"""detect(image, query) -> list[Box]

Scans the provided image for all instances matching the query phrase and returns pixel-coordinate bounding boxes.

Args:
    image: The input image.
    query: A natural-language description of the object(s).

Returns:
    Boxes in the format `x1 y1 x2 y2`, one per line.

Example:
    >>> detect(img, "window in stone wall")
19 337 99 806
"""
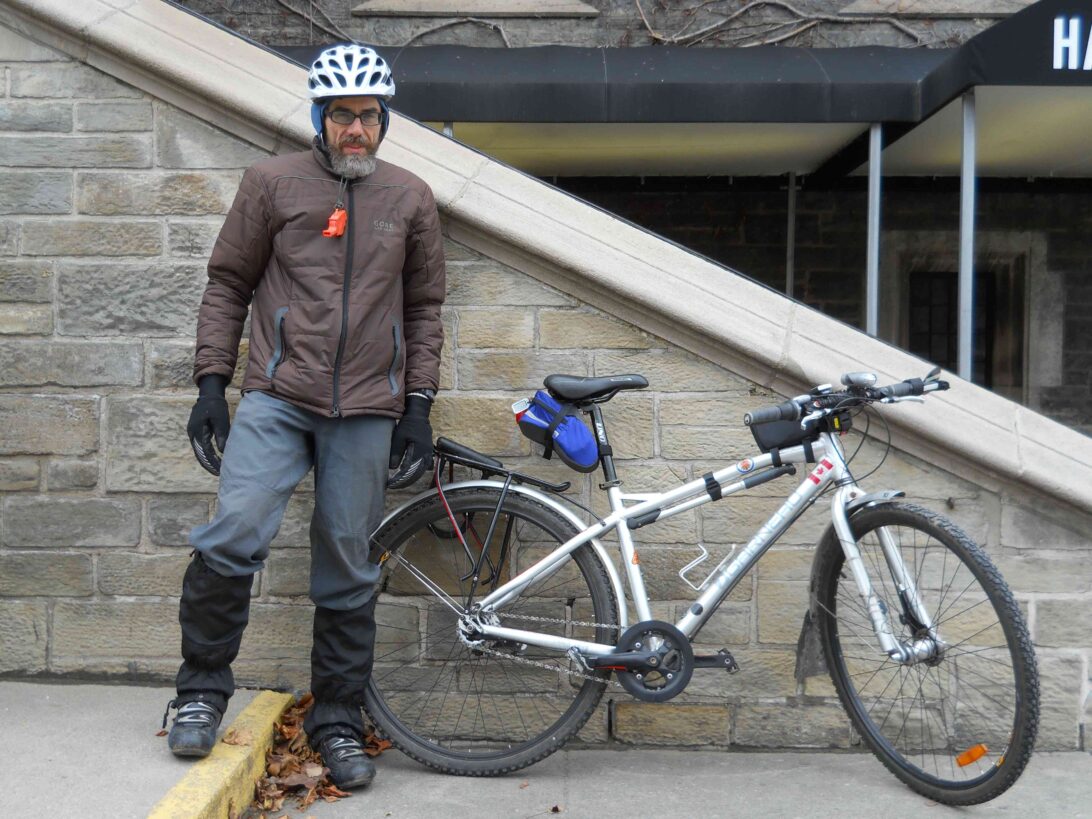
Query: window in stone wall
906 265 1026 402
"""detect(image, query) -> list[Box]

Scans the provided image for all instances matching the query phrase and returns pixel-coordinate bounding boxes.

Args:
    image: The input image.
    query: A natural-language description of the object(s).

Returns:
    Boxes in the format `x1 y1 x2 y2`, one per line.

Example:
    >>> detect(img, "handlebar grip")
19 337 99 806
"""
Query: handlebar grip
879 378 925 399
744 400 800 426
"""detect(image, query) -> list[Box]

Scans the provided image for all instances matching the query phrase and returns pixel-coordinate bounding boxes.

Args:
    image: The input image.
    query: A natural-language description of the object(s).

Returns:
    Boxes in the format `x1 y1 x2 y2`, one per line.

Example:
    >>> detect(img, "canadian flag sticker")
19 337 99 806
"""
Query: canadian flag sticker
809 458 835 485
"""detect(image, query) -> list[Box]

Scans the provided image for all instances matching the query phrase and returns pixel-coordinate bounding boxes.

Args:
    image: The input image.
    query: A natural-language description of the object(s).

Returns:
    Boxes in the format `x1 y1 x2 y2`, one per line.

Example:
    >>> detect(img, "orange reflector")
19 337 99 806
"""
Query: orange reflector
956 744 988 767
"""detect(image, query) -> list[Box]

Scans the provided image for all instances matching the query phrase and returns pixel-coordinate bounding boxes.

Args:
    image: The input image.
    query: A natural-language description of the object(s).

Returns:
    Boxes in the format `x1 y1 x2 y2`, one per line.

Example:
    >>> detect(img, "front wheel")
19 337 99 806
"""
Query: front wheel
364 486 618 775
813 503 1038 805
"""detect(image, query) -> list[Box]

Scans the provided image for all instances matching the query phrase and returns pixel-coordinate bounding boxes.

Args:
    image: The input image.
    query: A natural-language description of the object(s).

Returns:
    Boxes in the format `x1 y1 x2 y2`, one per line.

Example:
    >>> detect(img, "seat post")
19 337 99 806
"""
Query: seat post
587 404 618 484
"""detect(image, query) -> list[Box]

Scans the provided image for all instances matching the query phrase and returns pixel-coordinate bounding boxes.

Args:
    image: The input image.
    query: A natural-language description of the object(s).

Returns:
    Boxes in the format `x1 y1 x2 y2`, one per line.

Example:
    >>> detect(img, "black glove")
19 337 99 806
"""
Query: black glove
187 374 231 476
387 393 434 489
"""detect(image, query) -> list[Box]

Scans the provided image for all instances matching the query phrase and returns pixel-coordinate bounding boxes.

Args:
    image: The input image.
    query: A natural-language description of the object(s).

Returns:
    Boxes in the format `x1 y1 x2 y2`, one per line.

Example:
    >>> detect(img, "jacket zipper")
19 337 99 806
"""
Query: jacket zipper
331 180 353 417
266 306 289 380
387 321 401 395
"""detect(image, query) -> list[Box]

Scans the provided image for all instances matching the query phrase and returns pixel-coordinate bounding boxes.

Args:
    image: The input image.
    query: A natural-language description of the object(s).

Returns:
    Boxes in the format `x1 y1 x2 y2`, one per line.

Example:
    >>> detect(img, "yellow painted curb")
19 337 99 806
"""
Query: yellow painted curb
148 691 294 819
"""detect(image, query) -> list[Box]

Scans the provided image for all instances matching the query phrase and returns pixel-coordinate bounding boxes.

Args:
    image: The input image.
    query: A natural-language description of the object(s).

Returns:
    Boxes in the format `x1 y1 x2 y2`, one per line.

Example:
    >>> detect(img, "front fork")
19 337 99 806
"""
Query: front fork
830 485 942 664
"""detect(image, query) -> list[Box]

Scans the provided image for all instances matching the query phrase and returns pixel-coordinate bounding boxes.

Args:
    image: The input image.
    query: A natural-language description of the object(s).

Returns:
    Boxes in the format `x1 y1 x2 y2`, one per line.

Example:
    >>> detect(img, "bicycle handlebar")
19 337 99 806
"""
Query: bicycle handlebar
743 400 802 426
743 374 950 427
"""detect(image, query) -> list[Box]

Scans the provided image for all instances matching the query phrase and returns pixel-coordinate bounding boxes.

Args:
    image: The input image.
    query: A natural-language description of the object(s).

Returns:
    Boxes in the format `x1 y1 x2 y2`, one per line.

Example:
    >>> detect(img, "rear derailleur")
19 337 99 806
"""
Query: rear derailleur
457 612 527 657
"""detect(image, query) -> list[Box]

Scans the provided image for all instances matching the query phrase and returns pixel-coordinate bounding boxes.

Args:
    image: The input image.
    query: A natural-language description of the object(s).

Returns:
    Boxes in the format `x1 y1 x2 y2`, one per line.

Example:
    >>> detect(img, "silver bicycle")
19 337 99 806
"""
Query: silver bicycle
363 368 1038 806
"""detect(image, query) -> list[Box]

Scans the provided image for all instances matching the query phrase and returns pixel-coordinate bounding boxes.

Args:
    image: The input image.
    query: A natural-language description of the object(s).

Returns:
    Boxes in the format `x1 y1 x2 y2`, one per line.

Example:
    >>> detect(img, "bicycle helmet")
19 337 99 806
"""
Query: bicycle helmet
308 43 395 141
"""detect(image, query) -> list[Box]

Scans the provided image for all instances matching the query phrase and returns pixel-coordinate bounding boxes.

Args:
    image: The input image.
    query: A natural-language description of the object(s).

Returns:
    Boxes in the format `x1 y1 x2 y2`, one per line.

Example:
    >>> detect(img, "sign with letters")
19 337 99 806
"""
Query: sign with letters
1053 15 1092 70
959 0 1092 86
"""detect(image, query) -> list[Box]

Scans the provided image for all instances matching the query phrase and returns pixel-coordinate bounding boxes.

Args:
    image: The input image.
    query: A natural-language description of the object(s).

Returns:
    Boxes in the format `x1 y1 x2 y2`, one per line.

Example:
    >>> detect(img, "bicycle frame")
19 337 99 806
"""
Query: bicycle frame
409 430 940 666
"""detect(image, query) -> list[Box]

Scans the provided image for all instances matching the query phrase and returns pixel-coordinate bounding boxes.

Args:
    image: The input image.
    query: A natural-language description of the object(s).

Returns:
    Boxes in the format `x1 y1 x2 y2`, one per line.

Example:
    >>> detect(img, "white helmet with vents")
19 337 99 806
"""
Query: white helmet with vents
307 43 395 101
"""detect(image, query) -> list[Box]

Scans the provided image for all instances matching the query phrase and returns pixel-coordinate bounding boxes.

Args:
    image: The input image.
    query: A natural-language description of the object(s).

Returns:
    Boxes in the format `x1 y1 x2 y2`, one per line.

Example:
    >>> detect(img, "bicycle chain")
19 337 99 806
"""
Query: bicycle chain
465 613 748 703
468 610 626 690
495 610 616 631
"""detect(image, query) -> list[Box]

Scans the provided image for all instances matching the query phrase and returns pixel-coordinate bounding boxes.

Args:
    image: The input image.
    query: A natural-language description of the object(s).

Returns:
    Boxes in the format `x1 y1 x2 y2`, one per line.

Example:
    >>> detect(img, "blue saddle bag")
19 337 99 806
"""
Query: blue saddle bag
515 390 600 473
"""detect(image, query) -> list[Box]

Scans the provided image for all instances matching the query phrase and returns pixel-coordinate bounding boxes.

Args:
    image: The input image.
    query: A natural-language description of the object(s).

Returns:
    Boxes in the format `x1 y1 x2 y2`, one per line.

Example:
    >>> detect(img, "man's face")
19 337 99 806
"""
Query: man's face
324 96 383 157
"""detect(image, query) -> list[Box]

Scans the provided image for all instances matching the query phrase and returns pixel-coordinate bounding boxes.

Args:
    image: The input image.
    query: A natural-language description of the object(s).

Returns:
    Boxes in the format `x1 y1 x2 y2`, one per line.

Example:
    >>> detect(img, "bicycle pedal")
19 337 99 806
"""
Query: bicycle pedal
693 649 740 673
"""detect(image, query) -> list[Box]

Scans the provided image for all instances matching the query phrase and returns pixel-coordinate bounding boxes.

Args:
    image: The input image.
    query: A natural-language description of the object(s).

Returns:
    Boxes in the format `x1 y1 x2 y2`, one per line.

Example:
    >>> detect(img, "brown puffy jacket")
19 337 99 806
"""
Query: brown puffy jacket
193 139 445 418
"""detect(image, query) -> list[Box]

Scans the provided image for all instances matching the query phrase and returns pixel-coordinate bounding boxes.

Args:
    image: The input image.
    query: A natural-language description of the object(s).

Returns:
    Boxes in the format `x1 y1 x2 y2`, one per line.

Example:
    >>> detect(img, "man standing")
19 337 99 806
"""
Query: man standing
163 43 445 790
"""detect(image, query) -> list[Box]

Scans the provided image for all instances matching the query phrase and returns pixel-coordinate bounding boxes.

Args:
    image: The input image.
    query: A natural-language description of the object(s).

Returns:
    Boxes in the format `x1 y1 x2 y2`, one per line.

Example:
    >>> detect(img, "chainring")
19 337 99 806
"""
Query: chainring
614 620 694 702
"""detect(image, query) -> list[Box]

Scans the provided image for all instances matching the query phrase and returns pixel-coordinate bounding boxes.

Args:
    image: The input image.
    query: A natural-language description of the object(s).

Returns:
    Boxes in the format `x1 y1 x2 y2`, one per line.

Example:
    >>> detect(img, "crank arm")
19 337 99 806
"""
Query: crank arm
693 649 740 672
585 651 660 671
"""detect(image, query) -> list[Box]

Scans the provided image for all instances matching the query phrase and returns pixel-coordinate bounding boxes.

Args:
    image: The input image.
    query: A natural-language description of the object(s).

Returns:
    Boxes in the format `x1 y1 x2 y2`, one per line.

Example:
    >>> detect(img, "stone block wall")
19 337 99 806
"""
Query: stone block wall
1 21 1088 753
176 0 993 49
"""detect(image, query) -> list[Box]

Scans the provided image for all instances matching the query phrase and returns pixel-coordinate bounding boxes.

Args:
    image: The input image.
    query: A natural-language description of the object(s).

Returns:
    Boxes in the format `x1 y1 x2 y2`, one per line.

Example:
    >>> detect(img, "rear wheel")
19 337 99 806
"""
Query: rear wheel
364 487 618 775
813 503 1038 805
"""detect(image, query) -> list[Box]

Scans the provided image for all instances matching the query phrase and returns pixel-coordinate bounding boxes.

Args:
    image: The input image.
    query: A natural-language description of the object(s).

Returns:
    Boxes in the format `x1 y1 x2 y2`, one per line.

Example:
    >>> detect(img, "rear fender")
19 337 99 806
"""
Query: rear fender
374 479 628 631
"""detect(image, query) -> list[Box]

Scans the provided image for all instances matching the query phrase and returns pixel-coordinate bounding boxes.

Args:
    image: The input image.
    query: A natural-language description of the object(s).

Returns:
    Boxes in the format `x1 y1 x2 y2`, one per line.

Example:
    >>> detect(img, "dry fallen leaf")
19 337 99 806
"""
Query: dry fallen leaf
550 806 562 814
322 788 352 803
519 781 529 789
364 735 392 757
276 772 324 790
155 729 168 737
249 692 379 814
222 726 254 746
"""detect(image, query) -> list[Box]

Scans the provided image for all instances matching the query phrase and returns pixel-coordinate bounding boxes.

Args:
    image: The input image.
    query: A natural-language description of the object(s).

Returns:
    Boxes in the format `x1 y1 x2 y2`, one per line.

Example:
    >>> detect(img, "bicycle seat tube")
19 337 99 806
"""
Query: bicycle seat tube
593 404 655 624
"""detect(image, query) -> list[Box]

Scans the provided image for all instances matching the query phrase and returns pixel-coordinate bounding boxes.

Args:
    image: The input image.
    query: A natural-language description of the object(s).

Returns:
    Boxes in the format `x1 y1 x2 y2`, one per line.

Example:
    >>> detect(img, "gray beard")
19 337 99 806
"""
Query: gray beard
329 149 377 179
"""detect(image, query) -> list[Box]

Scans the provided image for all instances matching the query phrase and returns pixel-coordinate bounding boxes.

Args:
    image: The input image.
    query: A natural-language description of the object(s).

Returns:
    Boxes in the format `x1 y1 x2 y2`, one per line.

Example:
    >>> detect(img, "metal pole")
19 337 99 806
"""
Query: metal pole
866 123 882 336
958 91 976 380
786 171 796 297
443 121 454 137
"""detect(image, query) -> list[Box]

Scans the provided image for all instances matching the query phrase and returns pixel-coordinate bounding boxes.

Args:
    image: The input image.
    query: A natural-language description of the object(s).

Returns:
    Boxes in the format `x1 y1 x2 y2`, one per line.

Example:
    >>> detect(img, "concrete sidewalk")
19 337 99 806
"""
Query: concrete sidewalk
1 680 260 819
268 749 1092 819
2 681 1088 819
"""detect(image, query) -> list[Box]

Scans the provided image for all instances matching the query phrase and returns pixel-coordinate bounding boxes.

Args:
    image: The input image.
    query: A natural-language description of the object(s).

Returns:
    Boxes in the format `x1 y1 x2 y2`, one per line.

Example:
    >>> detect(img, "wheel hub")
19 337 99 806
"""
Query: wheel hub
457 611 498 650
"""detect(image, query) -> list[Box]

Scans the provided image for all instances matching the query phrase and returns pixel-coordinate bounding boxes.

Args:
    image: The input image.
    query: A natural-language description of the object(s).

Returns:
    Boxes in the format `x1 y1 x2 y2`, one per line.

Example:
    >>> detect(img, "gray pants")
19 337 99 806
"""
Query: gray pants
190 389 394 609
177 390 395 742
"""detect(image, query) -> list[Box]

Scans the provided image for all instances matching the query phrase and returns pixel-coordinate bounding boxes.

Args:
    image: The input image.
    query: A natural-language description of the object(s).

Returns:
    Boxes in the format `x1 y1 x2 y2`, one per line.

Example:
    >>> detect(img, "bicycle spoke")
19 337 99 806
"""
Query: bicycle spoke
932 574 982 628
942 645 1011 665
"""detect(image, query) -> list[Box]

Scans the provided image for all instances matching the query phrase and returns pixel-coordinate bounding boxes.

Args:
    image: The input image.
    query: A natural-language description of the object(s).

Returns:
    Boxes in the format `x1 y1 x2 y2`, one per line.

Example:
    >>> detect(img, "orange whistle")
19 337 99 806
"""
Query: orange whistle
323 207 347 237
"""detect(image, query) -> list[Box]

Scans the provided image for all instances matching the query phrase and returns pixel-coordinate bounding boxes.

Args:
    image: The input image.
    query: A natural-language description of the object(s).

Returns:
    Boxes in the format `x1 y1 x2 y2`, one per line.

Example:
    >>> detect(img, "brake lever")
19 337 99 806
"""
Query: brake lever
880 396 926 404
800 410 825 427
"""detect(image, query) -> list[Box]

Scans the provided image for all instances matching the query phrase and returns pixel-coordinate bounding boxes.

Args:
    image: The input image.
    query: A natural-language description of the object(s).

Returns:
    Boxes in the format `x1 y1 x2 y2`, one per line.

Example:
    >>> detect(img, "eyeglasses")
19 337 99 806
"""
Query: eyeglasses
326 109 382 126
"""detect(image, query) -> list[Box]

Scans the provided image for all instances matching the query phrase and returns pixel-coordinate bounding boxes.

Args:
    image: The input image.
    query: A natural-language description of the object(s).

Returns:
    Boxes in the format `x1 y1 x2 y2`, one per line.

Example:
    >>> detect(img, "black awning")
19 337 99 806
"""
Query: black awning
276 44 949 124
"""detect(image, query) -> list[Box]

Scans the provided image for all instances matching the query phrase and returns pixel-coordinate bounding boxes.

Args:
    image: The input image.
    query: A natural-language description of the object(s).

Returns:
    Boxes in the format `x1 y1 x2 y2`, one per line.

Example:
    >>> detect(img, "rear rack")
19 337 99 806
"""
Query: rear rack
434 436 571 494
